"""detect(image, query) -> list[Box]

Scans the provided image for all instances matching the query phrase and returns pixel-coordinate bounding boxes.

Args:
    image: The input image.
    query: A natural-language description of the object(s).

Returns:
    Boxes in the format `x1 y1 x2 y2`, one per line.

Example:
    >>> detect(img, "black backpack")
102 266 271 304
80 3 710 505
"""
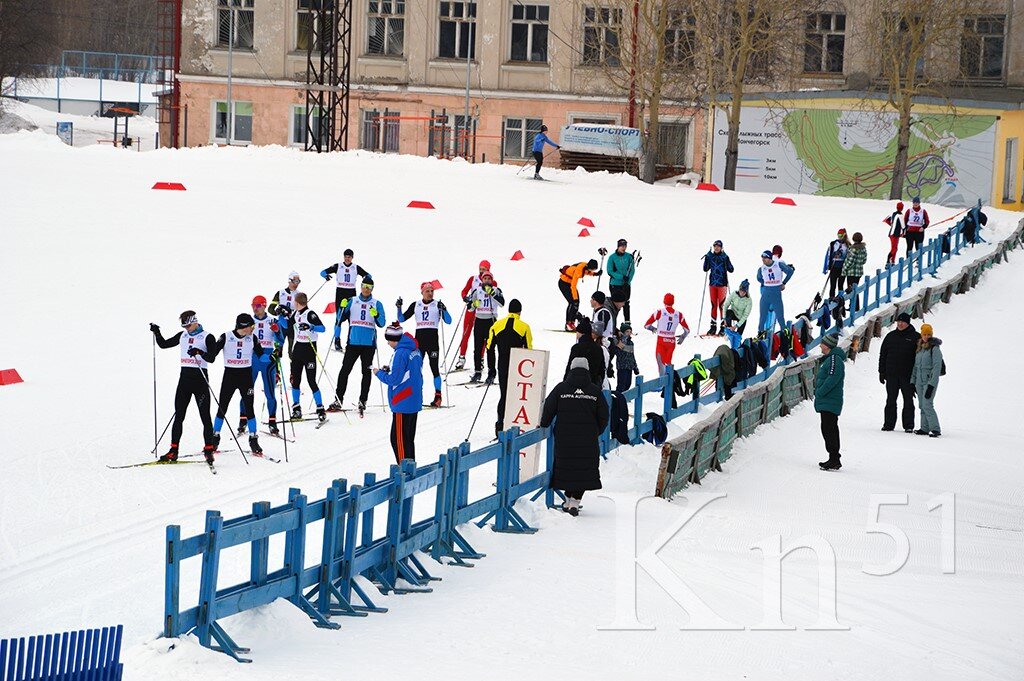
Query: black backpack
641 412 667 445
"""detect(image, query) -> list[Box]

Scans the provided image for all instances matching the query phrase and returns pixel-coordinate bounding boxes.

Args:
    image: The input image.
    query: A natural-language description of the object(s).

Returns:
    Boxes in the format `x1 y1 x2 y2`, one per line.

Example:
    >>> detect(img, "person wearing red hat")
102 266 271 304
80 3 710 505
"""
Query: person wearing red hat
240 295 286 436
465 271 505 383
396 281 453 407
884 202 905 265
455 260 494 371
644 293 690 375
822 229 851 298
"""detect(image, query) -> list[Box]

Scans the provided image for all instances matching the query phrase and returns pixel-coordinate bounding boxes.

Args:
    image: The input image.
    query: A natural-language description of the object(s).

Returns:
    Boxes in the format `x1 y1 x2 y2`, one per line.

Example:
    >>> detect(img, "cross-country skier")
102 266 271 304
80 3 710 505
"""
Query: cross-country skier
904 197 929 255
822 229 851 298
466 270 504 384
150 311 218 464
702 239 734 335
269 271 302 353
287 292 327 422
209 314 267 455
722 280 752 334
240 295 285 436
883 202 905 265
606 239 637 322
396 281 452 408
558 258 600 331
331 277 386 416
532 125 560 179
455 260 494 371
321 249 372 351
644 293 689 376
487 298 533 435
376 323 423 462
757 249 794 335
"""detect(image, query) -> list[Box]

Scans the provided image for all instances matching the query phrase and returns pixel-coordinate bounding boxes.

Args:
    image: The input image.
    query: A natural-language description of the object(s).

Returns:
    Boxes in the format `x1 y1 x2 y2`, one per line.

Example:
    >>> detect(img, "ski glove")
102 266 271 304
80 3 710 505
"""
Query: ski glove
396 297 404 309
483 285 494 295
593 269 603 276
298 323 311 331
369 307 379 318
321 270 331 281
277 305 291 316
339 298 350 309
149 323 160 333
645 325 656 333
437 301 447 313
187 347 203 357
675 335 686 345
925 385 934 400
472 300 481 309
463 295 473 305
879 374 886 384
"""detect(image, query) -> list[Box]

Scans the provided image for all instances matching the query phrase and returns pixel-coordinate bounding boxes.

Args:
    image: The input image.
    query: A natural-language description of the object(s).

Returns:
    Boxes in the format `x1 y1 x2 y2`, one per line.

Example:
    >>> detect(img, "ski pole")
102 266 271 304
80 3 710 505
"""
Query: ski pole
309 338 334 410
310 343 340 403
374 344 387 412
272 352 294 458
441 304 467 375
696 269 709 335
515 149 556 176
307 278 329 304
151 412 175 455
152 334 158 458
195 364 250 465
464 379 493 442
595 247 608 292
439 317 451 407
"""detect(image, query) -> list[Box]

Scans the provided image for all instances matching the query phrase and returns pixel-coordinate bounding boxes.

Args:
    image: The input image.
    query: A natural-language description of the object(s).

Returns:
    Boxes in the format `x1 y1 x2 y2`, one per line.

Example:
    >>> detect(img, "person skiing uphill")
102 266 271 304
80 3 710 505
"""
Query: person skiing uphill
396 281 452 407
879 312 920 433
241 295 285 436
466 270 505 384
286 292 327 422
151 311 218 464
702 239 734 335
455 260 494 371
487 298 533 435
376 323 423 462
331 277 386 416
757 249 794 335
532 124 560 180
558 258 601 331
606 238 637 322
822 229 850 298
210 314 267 455
723 280 752 334
904 197 930 255
644 293 690 376
269 271 302 353
320 249 372 352
883 202 905 265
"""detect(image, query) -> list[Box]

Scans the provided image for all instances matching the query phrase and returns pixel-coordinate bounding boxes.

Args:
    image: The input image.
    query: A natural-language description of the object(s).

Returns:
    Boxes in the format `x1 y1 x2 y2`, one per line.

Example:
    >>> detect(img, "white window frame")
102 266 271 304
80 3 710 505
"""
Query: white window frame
438 1 477 60
217 0 255 50
581 5 622 67
1003 137 1018 202
290 104 327 147
510 3 550 63
803 12 846 74
664 10 696 67
647 115 693 169
960 15 1006 81
361 109 401 153
212 100 253 145
503 116 543 159
367 0 406 57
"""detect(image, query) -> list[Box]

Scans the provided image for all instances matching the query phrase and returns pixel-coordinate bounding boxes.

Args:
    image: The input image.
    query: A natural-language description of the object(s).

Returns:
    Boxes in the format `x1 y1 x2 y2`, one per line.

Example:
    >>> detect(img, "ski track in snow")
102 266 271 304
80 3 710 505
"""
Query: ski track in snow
1 115 1022 680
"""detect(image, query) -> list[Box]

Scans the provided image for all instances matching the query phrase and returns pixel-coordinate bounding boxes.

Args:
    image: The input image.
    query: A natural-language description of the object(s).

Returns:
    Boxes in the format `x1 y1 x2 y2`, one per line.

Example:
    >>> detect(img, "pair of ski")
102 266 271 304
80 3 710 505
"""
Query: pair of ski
271 415 331 428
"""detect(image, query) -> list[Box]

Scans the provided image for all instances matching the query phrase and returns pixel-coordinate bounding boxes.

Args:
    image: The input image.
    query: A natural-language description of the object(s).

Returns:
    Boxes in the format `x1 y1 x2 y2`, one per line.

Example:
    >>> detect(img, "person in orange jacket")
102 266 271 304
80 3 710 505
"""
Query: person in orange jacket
558 258 600 331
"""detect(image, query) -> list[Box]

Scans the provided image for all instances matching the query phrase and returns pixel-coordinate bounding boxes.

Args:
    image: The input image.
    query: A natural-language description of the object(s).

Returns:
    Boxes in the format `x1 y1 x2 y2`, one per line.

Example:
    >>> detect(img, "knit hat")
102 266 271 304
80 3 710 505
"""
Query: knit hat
611 289 626 303
761 250 773 259
664 292 675 306
592 290 606 304
713 239 723 247
570 357 590 372
739 279 750 292
912 197 921 205
252 295 267 307
822 333 839 349
773 245 783 257
896 312 912 323
384 323 404 341
508 298 522 314
361 276 375 289
420 281 434 292
896 201 904 211
480 270 493 281
180 310 198 327
288 271 301 281
479 259 491 270
617 238 627 247
576 318 592 335
344 248 354 257
235 313 255 330
587 258 599 270
592 320 606 337
619 321 632 332
920 323 933 335
837 228 847 237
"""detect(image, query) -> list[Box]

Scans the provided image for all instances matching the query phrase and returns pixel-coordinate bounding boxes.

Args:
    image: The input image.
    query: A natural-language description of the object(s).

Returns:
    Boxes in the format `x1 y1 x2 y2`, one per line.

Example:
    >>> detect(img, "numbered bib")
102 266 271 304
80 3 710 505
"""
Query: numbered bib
179 332 209 368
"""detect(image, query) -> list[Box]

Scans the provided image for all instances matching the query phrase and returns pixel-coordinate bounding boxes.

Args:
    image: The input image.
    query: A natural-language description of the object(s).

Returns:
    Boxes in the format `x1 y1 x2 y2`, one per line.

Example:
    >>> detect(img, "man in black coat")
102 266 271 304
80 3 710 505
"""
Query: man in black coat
564 318 605 387
879 312 921 432
541 357 610 516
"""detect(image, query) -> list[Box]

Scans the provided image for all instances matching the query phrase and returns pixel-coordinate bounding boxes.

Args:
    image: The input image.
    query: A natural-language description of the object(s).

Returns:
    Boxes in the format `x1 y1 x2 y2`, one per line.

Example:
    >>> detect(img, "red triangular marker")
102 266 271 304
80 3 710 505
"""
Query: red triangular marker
323 302 336 314
408 200 435 209
577 217 595 228
510 250 525 261
0 368 23 386
429 279 443 290
578 228 591 237
696 183 720 191
771 196 796 206
153 182 186 191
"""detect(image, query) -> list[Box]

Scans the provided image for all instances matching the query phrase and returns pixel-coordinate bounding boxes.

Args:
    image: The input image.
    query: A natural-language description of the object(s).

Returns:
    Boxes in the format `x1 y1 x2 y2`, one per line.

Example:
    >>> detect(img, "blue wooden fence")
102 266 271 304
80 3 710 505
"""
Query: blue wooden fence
0 626 123 681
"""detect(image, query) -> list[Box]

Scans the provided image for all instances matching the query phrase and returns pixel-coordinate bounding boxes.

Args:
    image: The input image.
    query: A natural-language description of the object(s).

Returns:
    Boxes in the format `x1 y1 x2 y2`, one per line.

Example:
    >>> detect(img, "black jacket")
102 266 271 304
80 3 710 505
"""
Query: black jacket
540 367 609 492
879 324 920 379
565 335 606 387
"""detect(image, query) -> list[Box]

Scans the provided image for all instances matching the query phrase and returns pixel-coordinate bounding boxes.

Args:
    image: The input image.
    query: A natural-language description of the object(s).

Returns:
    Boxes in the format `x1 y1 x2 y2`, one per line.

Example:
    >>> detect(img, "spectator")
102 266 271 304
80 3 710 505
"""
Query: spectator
565 318 605 387
911 323 943 437
842 232 868 311
822 229 851 298
815 333 846 471
879 312 920 432
723 280 752 334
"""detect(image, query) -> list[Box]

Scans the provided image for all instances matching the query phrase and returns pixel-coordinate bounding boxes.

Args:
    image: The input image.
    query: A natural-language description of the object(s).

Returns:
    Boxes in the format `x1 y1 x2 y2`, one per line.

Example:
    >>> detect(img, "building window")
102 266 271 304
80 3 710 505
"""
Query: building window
431 113 471 157
884 14 926 79
804 12 845 74
961 15 1005 80
361 109 400 152
291 105 327 146
367 0 405 56
503 117 543 159
569 114 619 125
1004 138 1018 202
664 11 695 67
582 6 621 66
217 0 255 49
510 3 549 63
297 0 333 51
213 101 253 143
439 2 477 59
657 121 689 167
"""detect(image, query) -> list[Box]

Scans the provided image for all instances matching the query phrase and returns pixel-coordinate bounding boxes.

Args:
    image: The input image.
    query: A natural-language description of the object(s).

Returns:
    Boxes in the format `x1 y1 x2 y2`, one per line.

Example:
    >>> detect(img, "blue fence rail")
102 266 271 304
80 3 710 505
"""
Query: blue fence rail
0 626 123 681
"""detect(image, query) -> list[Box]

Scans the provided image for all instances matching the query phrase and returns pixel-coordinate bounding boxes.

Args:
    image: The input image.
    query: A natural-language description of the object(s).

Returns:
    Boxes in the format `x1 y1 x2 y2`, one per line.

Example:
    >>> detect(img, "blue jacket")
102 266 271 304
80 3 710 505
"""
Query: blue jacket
375 334 423 414
814 346 847 415
702 251 734 287
532 132 559 153
339 295 386 346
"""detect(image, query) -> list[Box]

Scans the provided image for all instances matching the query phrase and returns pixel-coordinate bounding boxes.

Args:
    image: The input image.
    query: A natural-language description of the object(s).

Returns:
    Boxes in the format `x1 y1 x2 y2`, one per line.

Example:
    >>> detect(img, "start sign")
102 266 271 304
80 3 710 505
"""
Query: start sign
502 348 550 480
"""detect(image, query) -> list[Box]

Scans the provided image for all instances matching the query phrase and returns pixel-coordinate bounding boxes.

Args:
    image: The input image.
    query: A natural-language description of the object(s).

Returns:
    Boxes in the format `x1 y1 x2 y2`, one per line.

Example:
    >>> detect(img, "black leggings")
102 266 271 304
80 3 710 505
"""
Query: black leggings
558 279 579 324
334 288 355 327
905 231 925 255
827 264 845 298
845 275 862 312
215 367 255 421
724 309 747 335
390 412 418 463
416 329 440 378
534 151 544 174
290 342 319 392
337 344 375 403
171 368 214 447
609 283 631 321
473 317 496 373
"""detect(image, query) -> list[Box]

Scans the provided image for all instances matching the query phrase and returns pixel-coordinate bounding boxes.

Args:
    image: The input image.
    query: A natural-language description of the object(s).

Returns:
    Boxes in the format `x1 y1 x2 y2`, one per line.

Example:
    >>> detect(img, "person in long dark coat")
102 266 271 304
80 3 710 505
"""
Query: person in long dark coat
541 357 609 516
564 317 606 387
878 312 920 432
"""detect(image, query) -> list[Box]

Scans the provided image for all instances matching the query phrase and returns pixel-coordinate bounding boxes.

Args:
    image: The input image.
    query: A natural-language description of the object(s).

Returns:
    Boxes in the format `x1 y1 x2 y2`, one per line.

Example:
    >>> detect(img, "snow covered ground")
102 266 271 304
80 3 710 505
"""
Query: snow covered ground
0 129 1021 680
0 100 158 149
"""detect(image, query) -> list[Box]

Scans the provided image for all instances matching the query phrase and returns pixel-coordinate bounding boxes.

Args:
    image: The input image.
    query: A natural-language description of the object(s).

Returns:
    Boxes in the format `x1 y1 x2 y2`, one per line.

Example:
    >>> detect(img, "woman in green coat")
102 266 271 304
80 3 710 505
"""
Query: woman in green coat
911 323 943 437
723 279 753 334
814 333 846 470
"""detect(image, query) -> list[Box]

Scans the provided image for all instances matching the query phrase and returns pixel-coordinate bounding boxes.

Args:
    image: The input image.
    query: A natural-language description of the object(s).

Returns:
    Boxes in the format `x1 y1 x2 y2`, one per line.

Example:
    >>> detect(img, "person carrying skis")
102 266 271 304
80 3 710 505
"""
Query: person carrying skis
558 258 600 331
815 333 846 471
321 249 372 352
532 124 560 180
150 311 218 464
879 312 920 433
331 277 386 416
606 238 637 322
702 239 735 336
486 298 533 435
904 197 930 255
757 249 794 335
644 293 689 376
269 271 302 353
209 314 267 455
722 279 752 334
466 270 505 384
455 260 493 371
613 322 639 393
241 295 285 436
288 292 327 422
396 281 452 408
822 229 851 298
376 323 423 462
883 202 905 265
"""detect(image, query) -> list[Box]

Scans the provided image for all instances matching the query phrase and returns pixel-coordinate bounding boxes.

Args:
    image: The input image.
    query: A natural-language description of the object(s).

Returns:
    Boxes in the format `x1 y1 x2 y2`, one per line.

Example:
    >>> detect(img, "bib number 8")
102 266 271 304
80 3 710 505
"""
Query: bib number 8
360 308 367 321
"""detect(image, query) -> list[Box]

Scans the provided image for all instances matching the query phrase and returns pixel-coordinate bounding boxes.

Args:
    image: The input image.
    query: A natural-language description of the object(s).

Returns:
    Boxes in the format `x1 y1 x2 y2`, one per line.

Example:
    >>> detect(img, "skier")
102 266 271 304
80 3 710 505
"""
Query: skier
321 249 372 351
540 356 609 517
288 292 327 422
702 239 735 335
210 314 267 455
331 277 386 416
589 291 616 344
465 270 505 384
558 258 600 331
822 229 851 298
396 281 452 408
904 197 930 255
241 295 285 436
606 238 637 322
454 260 494 371
883 202 905 265
911 323 943 437
842 232 868 311
269 271 302 353
613 322 639 393
722 279 752 334
644 293 690 376
564 318 605 387
757 249 794 335
879 312 920 433
486 298 533 435
532 124 560 180
150 311 218 464
815 333 846 471
375 323 423 462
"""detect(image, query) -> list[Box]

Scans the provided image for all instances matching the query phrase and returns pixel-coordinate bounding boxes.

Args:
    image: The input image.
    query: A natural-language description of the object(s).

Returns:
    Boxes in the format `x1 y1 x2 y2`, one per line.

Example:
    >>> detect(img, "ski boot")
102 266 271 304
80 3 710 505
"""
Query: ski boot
819 459 842 471
249 435 263 455
291 404 302 420
469 371 482 383
316 406 327 423
485 370 496 386
327 398 344 412
565 321 576 332
334 337 343 352
430 390 442 408
454 355 466 371
268 418 280 436
534 172 542 180
203 446 216 465
705 321 717 336
211 432 221 451
158 444 179 463
236 417 247 436
357 401 366 418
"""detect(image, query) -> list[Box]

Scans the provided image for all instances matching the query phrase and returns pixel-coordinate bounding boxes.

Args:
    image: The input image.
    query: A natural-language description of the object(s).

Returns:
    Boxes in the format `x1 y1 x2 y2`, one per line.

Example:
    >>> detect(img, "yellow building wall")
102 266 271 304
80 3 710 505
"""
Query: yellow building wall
992 110 1024 211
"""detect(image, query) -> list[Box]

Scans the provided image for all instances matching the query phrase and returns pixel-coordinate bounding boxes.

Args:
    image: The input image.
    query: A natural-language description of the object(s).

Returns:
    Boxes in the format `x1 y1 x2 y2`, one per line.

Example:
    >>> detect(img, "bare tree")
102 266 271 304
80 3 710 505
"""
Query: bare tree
0 0 60 102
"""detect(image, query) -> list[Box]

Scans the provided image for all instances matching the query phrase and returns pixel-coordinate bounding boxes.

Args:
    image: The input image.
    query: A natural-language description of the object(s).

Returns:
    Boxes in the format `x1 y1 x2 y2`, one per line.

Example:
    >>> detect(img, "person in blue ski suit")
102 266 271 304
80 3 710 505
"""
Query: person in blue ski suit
330 278 386 412
532 125 560 179
756 249 794 335
376 324 424 462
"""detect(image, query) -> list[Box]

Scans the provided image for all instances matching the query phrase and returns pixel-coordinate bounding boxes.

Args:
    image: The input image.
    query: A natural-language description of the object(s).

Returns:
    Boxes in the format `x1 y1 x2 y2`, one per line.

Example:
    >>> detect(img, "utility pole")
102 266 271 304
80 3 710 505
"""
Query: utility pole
463 21 473 158
226 6 234 145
